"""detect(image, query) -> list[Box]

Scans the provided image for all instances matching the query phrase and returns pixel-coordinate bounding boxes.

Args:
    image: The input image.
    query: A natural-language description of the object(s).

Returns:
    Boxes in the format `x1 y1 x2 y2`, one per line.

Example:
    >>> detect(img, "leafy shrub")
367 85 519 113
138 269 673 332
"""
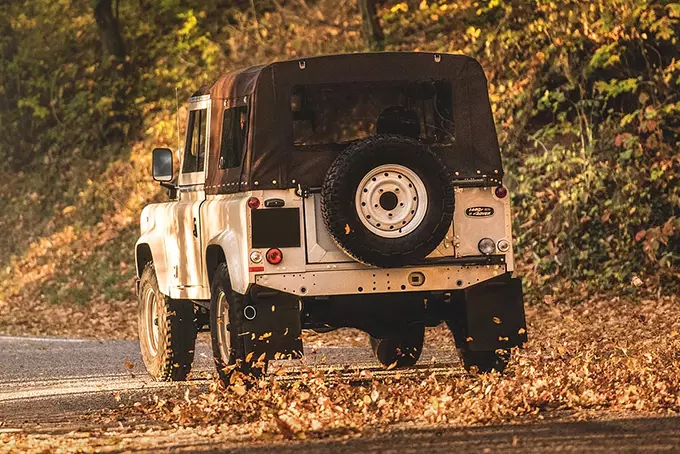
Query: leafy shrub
384 0 680 298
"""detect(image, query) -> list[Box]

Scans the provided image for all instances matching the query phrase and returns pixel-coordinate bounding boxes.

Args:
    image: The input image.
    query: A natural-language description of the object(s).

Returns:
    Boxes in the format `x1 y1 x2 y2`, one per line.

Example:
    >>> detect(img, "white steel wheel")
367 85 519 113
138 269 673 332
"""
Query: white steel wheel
143 285 160 356
215 291 231 364
321 135 454 267
209 263 266 386
137 262 197 382
355 164 428 238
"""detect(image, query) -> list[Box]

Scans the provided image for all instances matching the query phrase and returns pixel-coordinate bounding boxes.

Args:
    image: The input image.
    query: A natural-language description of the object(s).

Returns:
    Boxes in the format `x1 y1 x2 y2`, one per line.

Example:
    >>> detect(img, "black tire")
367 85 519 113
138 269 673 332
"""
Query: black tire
210 263 267 385
321 134 454 267
445 320 510 373
138 262 197 381
369 324 425 368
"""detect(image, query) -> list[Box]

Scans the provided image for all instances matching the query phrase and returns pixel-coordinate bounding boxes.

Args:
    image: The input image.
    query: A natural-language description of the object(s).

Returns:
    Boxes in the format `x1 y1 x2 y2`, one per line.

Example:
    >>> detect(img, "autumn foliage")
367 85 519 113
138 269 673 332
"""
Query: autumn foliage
0 1 678 330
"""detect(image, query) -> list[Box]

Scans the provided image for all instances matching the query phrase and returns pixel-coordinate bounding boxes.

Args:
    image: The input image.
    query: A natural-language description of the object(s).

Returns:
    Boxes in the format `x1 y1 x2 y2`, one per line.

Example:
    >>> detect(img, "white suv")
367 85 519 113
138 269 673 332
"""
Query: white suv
135 52 527 383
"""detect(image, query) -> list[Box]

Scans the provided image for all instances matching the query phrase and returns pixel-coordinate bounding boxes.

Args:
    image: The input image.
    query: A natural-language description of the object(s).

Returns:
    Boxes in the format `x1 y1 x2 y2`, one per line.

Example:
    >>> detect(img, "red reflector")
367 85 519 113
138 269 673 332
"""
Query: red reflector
266 248 283 265
248 266 265 272
494 186 508 199
247 197 260 209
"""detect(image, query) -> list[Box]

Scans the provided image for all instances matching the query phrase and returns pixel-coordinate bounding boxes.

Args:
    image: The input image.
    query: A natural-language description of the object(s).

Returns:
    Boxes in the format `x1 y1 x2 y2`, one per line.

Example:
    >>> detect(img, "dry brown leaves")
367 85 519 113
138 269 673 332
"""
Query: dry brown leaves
1 295 679 451
0 144 155 340
125 295 680 441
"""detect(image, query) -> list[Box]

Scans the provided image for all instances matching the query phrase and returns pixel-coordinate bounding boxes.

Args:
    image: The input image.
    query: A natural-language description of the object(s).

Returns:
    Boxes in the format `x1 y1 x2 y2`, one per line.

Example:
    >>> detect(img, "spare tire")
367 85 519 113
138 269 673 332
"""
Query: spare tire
321 134 454 267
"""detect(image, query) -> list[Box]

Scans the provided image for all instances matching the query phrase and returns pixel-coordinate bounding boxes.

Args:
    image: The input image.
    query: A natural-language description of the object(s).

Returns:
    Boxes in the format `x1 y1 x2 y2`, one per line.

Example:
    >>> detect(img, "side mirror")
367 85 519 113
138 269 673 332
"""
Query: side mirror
152 148 173 182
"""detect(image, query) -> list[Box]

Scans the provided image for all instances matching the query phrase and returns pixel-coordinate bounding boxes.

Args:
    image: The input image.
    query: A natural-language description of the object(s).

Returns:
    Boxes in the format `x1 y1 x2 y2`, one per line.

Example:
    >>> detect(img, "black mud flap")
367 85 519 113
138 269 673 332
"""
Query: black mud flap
463 277 528 351
242 289 303 361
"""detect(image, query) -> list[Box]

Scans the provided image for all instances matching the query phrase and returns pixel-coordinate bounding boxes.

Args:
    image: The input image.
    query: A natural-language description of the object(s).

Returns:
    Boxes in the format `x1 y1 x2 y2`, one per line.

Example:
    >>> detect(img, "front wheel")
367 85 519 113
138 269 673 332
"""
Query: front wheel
369 324 425 368
138 262 197 381
210 263 266 385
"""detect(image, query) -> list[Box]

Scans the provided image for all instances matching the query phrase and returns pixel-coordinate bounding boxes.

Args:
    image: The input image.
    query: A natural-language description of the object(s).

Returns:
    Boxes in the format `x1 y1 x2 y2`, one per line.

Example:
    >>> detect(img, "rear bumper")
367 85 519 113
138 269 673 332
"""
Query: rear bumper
254 262 507 296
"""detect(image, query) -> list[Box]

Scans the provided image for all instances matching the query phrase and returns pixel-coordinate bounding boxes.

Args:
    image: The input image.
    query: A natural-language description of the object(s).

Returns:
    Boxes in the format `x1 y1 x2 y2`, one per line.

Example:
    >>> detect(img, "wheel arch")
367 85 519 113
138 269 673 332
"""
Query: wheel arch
206 228 249 294
135 234 170 296
205 244 227 287
135 243 153 277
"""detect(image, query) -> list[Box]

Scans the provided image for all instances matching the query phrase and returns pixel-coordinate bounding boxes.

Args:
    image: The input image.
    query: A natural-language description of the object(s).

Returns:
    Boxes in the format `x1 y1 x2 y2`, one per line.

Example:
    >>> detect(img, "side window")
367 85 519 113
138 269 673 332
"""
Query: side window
219 105 249 169
182 108 207 174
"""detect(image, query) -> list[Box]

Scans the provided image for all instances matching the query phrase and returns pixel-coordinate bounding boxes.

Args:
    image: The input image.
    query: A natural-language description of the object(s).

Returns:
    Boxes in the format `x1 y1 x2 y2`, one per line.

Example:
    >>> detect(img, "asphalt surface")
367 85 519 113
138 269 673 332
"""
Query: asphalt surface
0 334 455 424
1 335 679 452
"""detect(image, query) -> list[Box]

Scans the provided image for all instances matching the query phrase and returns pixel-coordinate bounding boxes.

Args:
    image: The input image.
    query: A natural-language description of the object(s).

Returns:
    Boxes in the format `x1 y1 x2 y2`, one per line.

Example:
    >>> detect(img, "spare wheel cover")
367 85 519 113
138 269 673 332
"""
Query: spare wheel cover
320 134 454 268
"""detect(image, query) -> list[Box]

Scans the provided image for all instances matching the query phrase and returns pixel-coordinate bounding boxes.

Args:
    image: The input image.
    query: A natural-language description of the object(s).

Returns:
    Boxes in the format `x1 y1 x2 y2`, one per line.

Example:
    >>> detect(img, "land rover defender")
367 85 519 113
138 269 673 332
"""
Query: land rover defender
135 52 527 383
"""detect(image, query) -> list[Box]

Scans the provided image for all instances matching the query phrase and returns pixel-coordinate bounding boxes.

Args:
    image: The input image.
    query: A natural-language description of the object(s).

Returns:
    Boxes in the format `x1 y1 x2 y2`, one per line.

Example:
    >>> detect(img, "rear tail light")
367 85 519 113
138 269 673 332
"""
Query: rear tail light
497 239 510 252
478 238 496 255
249 250 263 263
494 186 508 199
266 248 283 265
247 197 260 209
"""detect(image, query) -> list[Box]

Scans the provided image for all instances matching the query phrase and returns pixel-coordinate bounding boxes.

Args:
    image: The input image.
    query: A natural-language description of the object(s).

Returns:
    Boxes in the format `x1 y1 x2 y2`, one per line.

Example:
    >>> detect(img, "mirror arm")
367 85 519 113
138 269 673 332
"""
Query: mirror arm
159 181 178 199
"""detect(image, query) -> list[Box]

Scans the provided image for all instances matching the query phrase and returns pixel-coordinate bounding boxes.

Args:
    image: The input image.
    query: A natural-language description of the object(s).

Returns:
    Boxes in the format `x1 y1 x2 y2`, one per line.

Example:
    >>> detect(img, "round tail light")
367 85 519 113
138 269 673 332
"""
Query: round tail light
266 248 283 265
247 197 260 209
249 250 263 263
478 238 496 255
494 186 508 199
497 239 510 252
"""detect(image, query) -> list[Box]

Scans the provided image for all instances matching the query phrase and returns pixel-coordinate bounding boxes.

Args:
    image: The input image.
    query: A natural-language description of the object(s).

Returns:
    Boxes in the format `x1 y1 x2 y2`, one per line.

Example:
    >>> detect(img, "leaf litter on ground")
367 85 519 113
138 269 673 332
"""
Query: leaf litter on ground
2 295 680 451
132 295 680 439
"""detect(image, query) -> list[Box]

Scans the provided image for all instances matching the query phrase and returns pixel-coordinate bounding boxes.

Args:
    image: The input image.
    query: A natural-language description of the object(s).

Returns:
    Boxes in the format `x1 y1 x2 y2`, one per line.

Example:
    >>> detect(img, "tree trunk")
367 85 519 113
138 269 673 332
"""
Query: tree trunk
359 0 384 51
93 0 126 62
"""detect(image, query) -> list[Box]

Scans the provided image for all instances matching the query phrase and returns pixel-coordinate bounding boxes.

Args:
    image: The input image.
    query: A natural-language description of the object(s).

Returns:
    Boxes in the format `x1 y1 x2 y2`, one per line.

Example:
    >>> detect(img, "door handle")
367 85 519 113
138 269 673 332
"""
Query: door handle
192 217 198 237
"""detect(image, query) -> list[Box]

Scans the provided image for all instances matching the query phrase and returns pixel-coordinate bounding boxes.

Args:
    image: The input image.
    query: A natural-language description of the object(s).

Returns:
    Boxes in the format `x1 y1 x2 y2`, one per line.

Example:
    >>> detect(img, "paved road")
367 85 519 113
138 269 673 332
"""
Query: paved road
1 336 679 452
0 335 205 423
0 334 456 424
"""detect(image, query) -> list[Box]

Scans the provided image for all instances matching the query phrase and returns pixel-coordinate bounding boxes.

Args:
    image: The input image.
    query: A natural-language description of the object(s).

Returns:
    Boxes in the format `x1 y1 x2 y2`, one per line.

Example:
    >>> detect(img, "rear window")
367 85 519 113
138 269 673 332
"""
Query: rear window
291 80 454 148
219 105 249 169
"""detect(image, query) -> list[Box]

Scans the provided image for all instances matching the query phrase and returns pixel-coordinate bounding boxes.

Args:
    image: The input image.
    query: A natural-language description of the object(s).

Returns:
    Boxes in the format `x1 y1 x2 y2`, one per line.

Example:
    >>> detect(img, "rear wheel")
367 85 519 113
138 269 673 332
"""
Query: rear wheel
210 263 267 385
138 263 197 381
369 324 424 368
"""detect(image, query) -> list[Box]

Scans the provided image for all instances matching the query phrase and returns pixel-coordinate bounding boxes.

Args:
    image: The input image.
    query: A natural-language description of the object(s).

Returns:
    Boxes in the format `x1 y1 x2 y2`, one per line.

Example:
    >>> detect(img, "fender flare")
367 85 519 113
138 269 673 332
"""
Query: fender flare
206 228 249 295
135 234 170 296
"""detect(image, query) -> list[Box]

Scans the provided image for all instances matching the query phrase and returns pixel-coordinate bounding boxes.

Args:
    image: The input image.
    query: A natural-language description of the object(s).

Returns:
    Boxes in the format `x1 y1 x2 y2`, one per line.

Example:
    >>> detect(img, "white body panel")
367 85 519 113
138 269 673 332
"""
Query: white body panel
257 264 506 296
303 195 353 264
452 186 515 271
138 185 515 299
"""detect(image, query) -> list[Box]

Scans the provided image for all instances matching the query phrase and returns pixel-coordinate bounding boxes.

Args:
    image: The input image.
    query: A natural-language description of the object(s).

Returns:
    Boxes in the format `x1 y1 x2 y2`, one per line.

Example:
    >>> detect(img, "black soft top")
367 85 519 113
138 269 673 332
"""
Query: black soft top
203 52 502 194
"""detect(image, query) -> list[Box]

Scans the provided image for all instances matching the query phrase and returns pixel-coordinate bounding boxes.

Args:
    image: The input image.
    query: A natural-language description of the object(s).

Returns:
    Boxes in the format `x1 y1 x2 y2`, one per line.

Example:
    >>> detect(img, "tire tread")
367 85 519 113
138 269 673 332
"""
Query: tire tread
138 262 196 381
321 134 454 267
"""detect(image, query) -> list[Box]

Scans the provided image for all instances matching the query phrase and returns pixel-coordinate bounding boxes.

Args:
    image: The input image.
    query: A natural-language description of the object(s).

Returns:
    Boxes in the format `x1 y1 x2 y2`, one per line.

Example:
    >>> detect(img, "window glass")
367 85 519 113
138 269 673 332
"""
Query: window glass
182 109 207 174
219 105 249 169
291 80 454 148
